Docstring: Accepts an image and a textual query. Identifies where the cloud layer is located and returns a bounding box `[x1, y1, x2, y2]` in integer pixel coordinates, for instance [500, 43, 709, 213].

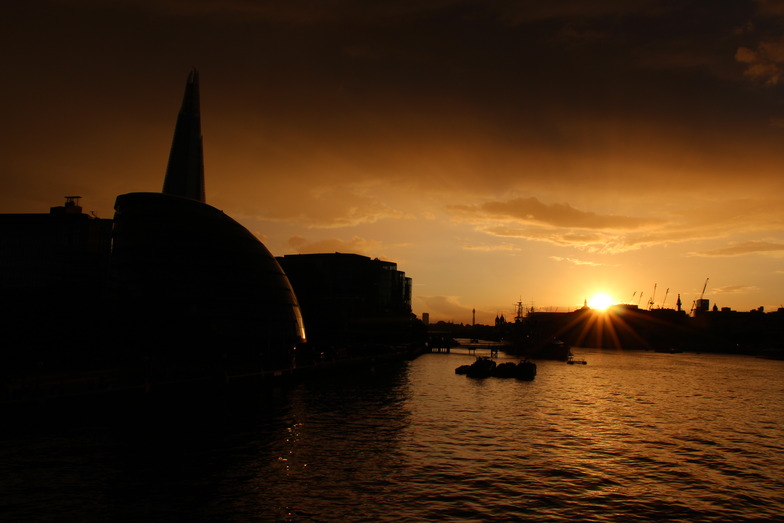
[3, 0, 784, 318]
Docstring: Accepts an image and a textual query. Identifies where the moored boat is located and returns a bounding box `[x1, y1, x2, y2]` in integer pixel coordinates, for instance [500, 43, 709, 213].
[455, 357, 536, 380]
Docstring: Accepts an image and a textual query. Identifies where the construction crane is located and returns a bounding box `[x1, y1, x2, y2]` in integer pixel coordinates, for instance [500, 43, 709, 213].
[648, 283, 657, 310]
[661, 288, 670, 309]
[690, 278, 709, 315]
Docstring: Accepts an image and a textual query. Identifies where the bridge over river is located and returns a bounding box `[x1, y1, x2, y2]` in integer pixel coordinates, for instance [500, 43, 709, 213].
[427, 337, 505, 356]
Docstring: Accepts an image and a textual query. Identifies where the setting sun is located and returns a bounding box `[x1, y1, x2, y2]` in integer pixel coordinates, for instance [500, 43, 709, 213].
[588, 293, 615, 310]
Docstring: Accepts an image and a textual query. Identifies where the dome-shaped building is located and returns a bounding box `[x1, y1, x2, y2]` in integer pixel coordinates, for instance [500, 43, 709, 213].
[109, 70, 305, 380]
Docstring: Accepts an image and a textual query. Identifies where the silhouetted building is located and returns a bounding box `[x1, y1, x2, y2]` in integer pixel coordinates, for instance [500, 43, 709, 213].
[0, 197, 112, 298]
[0, 196, 112, 351]
[493, 299, 784, 356]
[109, 69, 305, 374]
[162, 69, 206, 203]
[1, 70, 424, 405]
[277, 253, 413, 347]
[513, 304, 694, 352]
[694, 298, 711, 314]
[691, 304, 784, 353]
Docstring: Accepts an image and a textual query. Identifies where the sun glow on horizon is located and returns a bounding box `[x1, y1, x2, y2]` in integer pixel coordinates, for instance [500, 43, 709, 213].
[588, 293, 615, 311]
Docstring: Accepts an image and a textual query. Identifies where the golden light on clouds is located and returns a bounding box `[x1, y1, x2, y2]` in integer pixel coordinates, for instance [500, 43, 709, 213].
[3, 1, 784, 324]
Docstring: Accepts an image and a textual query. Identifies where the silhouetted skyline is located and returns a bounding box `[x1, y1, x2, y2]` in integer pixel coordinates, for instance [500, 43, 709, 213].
[2, 2, 784, 322]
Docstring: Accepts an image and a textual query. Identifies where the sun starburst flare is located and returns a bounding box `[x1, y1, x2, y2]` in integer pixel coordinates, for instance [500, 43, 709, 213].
[588, 293, 615, 310]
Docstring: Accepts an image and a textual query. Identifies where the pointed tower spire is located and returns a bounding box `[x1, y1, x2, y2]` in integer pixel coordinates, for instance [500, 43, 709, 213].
[163, 68, 206, 202]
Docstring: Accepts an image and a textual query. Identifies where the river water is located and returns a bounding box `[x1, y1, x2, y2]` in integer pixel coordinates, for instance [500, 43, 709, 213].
[2, 348, 783, 521]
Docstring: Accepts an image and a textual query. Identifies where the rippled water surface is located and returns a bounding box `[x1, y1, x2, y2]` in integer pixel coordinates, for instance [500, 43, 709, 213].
[2, 349, 784, 521]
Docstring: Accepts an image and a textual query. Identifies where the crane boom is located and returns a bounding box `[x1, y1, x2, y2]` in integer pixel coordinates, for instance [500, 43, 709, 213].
[700, 278, 709, 299]
[649, 283, 657, 310]
[690, 278, 710, 315]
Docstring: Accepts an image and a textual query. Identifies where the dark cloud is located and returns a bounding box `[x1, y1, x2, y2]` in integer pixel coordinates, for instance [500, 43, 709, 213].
[692, 241, 784, 257]
[3, 1, 779, 210]
[475, 225, 629, 253]
[450, 197, 663, 230]
[252, 185, 410, 228]
[755, 0, 784, 17]
[461, 243, 521, 252]
[449, 196, 784, 254]
[712, 284, 760, 295]
[736, 38, 784, 85]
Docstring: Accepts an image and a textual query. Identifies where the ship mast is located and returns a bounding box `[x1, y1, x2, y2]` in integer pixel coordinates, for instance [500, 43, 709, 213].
[514, 299, 525, 323]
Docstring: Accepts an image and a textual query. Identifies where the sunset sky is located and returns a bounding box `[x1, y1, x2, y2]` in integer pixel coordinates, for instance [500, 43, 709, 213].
[3, 1, 784, 323]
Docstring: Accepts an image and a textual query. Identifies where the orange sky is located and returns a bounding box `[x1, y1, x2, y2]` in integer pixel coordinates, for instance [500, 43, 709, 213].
[2, 1, 784, 323]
